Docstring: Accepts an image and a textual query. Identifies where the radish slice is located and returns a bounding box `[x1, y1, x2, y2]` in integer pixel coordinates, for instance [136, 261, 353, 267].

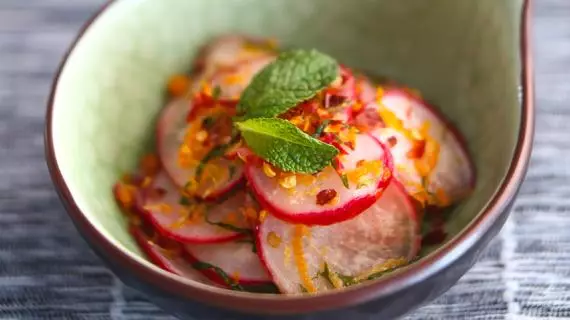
[246, 134, 393, 226]
[137, 171, 252, 244]
[257, 181, 420, 294]
[353, 78, 384, 131]
[355, 76, 377, 106]
[371, 127, 424, 197]
[130, 225, 212, 285]
[194, 35, 275, 74]
[209, 56, 276, 100]
[185, 241, 273, 286]
[157, 98, 244, 199]
[378, 89, 475, 203]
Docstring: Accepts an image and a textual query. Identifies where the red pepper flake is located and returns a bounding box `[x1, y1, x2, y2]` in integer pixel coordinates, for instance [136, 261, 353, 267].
[316, 189, 337, 206]
[387, 136, 398, 148]
[324, 94, 347, 109]
[147, 187, 167, 200]
[406, 139, 426, 159]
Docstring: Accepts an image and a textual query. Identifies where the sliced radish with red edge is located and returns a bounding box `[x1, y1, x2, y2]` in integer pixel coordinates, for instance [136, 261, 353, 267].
[209, 56, 276, 100]
[246, 134, 393, 226]
[130, 225, 213, 285]
[194, 35, 275, 75]
[380, 89, 475, 202]
[257, 180, 420, 294]
[185, 241, 273, 286]
[137, 171, 251, 244]
[157, 99, 244, 199]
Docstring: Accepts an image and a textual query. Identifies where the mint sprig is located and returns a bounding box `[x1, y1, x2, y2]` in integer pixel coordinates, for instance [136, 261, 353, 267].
[237, 49, 338, 120]
[233, 49, 340, 173]
[236, 118, 338, 174]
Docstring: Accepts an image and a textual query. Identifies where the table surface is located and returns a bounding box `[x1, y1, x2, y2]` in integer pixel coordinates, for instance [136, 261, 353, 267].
[1, 1, 569, 319]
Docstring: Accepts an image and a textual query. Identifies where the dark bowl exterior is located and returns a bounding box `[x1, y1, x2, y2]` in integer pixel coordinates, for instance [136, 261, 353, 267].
[45, 0, 534, 319]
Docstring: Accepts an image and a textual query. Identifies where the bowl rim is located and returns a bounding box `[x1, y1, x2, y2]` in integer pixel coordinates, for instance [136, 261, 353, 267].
[45, 0, 535, 315]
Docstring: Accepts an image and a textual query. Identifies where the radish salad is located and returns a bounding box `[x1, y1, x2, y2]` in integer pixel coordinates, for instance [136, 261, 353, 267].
[113, 35, 475, 294]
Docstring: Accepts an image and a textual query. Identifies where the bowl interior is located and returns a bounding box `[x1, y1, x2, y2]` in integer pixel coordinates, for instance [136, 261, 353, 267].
[51, 0, 523, 286]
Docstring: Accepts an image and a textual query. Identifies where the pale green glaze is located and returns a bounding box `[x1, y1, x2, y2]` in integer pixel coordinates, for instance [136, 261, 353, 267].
[51, 0, 523, 277]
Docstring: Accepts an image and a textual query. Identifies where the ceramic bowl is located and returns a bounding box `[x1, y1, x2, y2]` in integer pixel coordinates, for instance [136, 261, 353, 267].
[45, 0, 534, 319]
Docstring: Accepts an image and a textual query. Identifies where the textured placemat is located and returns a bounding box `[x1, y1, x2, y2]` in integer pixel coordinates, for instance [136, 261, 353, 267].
[0, 1, 568, 319]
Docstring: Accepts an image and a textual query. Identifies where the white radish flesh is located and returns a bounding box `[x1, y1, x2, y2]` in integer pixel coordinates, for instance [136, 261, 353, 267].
[257, 181, 420, 294]
[130, 226, 212, 285]
[157, 99, 244, 199]
[185, 241, 272, 285]
[138, 171, 251, 244]
[246, 134, 392, 226]
[380, 90, 475, 203]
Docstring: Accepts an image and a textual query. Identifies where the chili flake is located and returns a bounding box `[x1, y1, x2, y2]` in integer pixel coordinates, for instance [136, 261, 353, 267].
[316, 189, 338, 206]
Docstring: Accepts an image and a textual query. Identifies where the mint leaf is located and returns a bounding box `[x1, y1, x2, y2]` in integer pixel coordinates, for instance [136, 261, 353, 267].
[237, 49, 338, 119]
[235, 118, 338, 174]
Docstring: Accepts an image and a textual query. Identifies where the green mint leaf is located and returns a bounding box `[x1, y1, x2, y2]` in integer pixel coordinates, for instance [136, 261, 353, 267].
[237, 49, 339, 119]
[235, 118, 338, 174]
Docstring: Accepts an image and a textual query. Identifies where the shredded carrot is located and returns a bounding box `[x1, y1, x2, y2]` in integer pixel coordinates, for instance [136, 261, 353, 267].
[292, 225, 316, 293]
[115, 183, 137, 209]
[267, 232, 282, 248]
[167, 74, 191, 97]
[262, 162, 277, 178]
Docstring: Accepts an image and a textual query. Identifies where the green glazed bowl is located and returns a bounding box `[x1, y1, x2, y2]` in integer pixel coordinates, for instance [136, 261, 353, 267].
[45, 0, 534, 319]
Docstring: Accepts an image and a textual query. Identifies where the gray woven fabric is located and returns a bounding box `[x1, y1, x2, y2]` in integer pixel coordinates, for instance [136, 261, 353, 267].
[0, 1, 568, 319]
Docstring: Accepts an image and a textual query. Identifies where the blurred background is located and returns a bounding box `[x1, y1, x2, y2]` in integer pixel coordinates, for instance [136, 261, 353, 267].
[0, 1, 569, 319]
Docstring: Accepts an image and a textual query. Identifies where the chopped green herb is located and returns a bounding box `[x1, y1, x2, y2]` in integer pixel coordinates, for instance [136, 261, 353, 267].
[212, 85, 222, 100]
[319, 263, 355, 288]
[192, 261, 244, 291]
[313, 120, 331, 138]
[340, 174, 350, 189]
[201, 116, 216, 129]
[299, 284, 309, 293]
[179, 196, 192, 206]
[195, 134, 240, 181]
[204, 210, 252, 236]
[331, 160, 350, 189]
[192, 260, 278, 293]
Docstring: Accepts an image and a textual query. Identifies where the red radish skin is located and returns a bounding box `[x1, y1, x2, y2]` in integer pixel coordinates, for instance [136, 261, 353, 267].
[208, 56, 276, 100]
[370, 127, 425, 199]
[193, 35, 275, 76]
[355, 76, 378, 106]
[157, 98, 244, 200]
[130, 226, 212, 285]
[185, 241, 273, 286]
[246, 134, 394, 226]
[257, 180, 420, 294]
[136, 171, 251, 244]
[378, 89, 476, 202]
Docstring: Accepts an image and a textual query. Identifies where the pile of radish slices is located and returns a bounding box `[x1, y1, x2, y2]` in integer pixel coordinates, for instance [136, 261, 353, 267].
[113, 35, 475, 295]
